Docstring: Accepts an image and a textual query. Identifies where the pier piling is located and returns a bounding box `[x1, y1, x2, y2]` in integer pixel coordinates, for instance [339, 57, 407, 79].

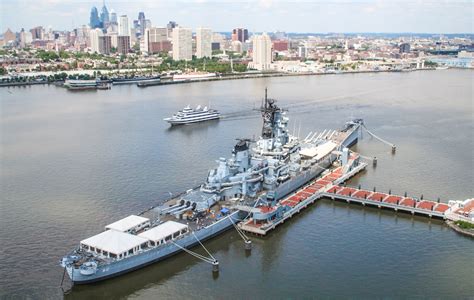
[212, 261, 219, 273]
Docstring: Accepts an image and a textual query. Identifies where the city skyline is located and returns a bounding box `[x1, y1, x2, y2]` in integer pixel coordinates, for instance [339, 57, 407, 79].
[1, 0, 473, 34]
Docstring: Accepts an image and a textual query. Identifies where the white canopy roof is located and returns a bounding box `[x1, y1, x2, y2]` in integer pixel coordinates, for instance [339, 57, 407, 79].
[138, 221, 188, 242]
[81, 230, 148, 255]
[300, 141, 337, 160]
[105, 215, 150, 232]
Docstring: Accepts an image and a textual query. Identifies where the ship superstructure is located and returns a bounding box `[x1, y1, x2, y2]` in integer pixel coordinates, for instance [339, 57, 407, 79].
[60, 89, 362, 285]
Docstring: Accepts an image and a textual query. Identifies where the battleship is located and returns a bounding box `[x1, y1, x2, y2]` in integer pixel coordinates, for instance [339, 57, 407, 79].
[60, 89, 363, 284]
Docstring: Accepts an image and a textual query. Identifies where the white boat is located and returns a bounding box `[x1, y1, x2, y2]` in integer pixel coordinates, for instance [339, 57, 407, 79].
[164, 105, 220, 125]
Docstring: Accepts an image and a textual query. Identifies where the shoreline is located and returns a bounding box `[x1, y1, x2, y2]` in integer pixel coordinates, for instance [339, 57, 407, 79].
[0, 68, 438, 88]
[446, 220, 474, 238]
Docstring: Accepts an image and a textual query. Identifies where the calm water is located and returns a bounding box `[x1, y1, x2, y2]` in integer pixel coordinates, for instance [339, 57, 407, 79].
[1, 70, 473, 299]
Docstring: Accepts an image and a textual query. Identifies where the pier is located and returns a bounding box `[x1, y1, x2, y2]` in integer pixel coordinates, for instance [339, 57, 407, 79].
[239, 160, 472, 236]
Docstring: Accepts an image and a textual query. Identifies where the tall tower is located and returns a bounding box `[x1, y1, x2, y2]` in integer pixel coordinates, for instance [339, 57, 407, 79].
[138, 12, 146, 36]
[196, 27, 212, 58]
[118, 15, 130, 36]
[252, 33, 272, 70]
[172, 27, 192, 61]
[89, 7, 101, 29]
[100, 1, 109, 26]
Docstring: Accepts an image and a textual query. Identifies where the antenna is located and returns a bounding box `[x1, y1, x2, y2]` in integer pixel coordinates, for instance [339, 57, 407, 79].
[297, 121, 301, 140]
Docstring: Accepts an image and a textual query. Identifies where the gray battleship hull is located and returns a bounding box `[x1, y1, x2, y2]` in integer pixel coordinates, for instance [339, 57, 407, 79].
[66, 123, 360, 284]
[67, 211, 240, 284]
[274, 126, 359, 200]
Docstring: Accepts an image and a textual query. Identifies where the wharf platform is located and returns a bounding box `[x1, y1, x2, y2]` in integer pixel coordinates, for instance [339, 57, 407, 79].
[239, 162, 472, 236]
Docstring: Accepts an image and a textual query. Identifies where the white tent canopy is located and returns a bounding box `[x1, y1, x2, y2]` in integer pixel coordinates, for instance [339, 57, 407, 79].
[81, 230, 148, 256]
[138, 221, 188, 243]
[105, 215, 150, 232]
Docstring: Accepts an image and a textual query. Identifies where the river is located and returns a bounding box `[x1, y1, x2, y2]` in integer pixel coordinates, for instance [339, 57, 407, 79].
[1, 69, 473, 299]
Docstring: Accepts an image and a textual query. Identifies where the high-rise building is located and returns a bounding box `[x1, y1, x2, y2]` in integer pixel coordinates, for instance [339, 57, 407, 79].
[138, 12, 146, 36]
[117, 36, 130, 54]
[167, 21, 178, 39]
[100, 4, 110, 26]
[19, 29, 32, 48]
[172, 27, 192, 61]
[90, 7, 101, 29]
[110, 10, 118, 24]
[30, 26, 44, 40]
[142, 27, 170, 54]
[118, 15, 129, 36]
[232, 28, 249, 43]
[251, 33, 272, 70]
[298, 45, 306, 59]
[196, 27, 212, 58]
[89, 28, 103, 53]
[399, 43, 411, 53]
[98, 35, 112, 54]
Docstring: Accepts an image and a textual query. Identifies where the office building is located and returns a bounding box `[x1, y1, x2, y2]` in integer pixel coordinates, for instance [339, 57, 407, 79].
[117, 35, 130, 54]
[400, 43, 411, 53]
[251, 33, 272, 70]
[99, 35, 112, 54]
[110, 10, 118, 24]
[196, 27, 212, 58]
[118, 15, 130, 36]
[90, 7, 101, 29]
[19, 29, 32, 48]
[100, 4, 110, 26]
[30, 26, 44, 40]
[232, 28, 249, 43]
[143, 27, 170, 54]
[172, 27, 192, 61]
[89, 28, 103, 53]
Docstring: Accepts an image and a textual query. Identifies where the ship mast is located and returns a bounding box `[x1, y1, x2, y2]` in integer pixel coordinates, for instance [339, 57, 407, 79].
[260, 88, 279, 139]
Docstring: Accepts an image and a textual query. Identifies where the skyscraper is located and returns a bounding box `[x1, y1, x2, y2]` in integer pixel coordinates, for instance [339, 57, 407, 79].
[196, 27, 212, 58]
[90, 7, 101, 29]
[138, 12, 146, 36]
[89, 28, 103, 53]
[110, 10, 117, 24]
[172, 27, 192, 61]
[251, 33, 272, 71]
[232, 28, 249, 43]
[118, 15, 129, 36]
[30, 26, 44, 40]
[100, 3, 110, 26]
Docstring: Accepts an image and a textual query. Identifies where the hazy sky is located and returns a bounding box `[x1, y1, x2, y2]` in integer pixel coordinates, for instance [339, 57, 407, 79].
[1, 0, 473, 34]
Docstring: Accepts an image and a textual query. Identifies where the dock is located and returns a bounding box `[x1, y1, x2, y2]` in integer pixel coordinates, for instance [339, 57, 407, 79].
[239, 160, 472, 236]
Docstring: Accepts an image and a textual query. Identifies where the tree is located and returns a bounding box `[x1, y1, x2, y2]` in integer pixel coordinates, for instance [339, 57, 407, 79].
[0, 67, 7, 75]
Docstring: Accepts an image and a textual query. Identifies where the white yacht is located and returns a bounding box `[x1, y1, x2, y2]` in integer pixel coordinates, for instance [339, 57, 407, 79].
[164, 105, 220, 125]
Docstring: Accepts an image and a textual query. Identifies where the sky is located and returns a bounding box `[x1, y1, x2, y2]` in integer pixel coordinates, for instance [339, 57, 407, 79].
[1, 0, 473, 34]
